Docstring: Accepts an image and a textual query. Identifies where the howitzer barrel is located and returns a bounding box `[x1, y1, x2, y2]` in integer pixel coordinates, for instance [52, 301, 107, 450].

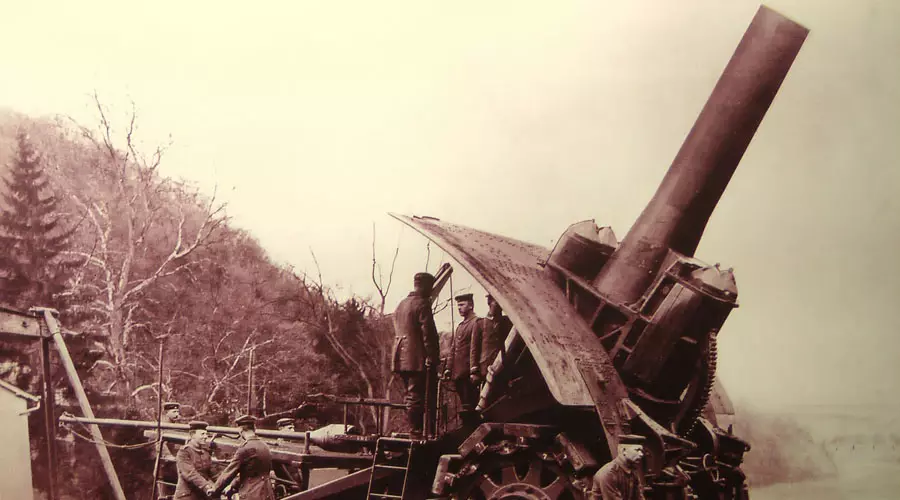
[59, 415, 313, 441]
[593, 6, 808, 304]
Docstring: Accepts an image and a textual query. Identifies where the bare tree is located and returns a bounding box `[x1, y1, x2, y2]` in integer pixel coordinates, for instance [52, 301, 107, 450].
[371, 223, 400, 315]
[57, 94, 226, 395]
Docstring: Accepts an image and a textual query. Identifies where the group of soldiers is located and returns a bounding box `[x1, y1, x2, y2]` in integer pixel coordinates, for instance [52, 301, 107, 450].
[161, 270, 645, 499]
[390, 271, 513, 437]
[157, 403, 285, 500]
[390, 272, 647, 499]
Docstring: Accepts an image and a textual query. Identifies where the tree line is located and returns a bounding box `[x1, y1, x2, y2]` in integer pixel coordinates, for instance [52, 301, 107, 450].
[0, 100, 401, 500]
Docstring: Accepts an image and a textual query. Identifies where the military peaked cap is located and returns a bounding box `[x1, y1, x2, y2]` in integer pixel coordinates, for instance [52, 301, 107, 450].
[188, 420, 208, 431]
[163, 402, 180, 410]
[619, 434, 646, 445]
[414, 272, 435, 286]
[235, 414, 257, 428]
[454, 293, 474, 302]
[276, 418, 294, 428]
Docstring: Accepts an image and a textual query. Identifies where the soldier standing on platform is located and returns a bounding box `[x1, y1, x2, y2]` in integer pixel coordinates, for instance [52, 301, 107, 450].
[174, 421, 216, 500]
[213, 415, 276, 500]
[391, 272, 440, 439]
[450, 293, 482, 427]
[479, 294, 513, 379]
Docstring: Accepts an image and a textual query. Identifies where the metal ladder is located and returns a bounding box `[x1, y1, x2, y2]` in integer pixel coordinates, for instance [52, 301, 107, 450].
[366, 437, 416, 500]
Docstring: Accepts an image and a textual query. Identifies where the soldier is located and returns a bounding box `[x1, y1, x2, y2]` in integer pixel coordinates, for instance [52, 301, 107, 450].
[156, 401, 182, 497]
[162, 401, 182, 423]
[450, 293, 482, 427]
[276, 418, 295, 432]
[275, 418, 295, 447]
[174, 421, 216, 500]
[391, 272, 440, 439]
[590, 434, 646, 500]
[213, 415, 276, 500]
[479, 294, 513, 379]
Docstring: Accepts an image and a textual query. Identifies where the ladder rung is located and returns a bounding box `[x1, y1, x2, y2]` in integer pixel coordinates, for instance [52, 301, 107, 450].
[369, 494, 403, 499]
[373, 464, 408, 470]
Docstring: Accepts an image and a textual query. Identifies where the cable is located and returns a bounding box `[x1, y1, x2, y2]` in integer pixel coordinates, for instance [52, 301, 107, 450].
[61, 423, 160, 450]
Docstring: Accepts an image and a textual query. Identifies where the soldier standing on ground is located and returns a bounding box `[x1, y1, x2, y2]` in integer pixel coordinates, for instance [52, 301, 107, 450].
[174, 421, 217, 500]
[479, 294, 513, 380]
[590, 434, 647, 500]
[449, 293, 482, 427]
[213, 415, 276, 500]
[162, 401, 182, 424]
[158, 401, 181, 459]
[156, 401, 182, 497]
[391, 272, 440, 439]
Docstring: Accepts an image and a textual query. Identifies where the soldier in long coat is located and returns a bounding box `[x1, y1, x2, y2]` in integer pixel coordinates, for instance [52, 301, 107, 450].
[174, 420, 216, 500]
[391, 272, 440, 438]
[479, 294, 513, 378]
[213, 415, 276, 500]
[450, 293, 482, 427]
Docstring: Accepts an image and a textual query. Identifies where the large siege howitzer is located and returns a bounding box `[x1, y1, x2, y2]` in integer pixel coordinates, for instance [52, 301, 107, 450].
[386, 5, 808, 500]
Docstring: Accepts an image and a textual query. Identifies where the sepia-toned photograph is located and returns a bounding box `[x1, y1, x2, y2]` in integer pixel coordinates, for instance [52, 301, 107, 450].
[0, 1, 897, 499]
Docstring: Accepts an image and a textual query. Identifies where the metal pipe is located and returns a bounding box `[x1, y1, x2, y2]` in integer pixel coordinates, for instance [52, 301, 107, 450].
[592, 6, 808, 305]
[149, 342, 165, 500]
[59, 414, 318, 441]
[247, 347, 255, 415]
[40, 335, 58, 500]
[40, 309, 127, 500]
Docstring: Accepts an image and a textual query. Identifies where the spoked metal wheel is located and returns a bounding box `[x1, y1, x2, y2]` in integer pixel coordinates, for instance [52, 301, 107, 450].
[457, 455, 582, 500]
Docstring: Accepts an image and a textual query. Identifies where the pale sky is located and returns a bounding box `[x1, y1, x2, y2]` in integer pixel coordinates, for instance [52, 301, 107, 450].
[1, 0, 898, 411]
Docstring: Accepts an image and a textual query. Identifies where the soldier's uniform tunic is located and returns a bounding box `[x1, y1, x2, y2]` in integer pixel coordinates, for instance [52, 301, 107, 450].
[590, 456, 646, 500]
[174, 441, 215, 500]
[479, 314, 512, 378]
[213, 436, 276, 500]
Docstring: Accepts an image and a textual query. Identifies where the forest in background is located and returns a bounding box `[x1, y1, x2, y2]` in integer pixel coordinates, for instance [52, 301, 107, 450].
[0, 99, 410, 499]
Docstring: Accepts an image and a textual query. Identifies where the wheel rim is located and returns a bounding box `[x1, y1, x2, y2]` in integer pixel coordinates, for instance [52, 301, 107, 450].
[461, 457, 579, 500]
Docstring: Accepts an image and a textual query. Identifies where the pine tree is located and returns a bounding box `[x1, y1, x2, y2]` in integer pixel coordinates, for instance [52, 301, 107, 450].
[0, 130, 76, 308]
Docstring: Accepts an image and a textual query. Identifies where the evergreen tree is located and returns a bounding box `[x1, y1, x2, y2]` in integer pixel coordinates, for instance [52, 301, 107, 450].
[0, 130, 76, 308]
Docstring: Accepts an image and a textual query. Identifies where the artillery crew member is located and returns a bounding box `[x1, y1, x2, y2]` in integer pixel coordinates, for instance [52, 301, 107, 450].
[155, 401, 183, 497]
[174, 420, 216, 500]
[391, 272, 441, 439]
[162, 401, 182, 423]
[158, 401, 182, 458]
[479, 294, 513, 379]
[591, 434, 647, 500]
[450, 293, 482, 427]
[275, 418, 295, 447]
[213, 415, 276, 499]
[276, 418, 295, 432]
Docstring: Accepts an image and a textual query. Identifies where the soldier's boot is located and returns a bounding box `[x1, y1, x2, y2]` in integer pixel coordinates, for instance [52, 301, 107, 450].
[459, 410, 480, 428]
[407, 406, 424, 439]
